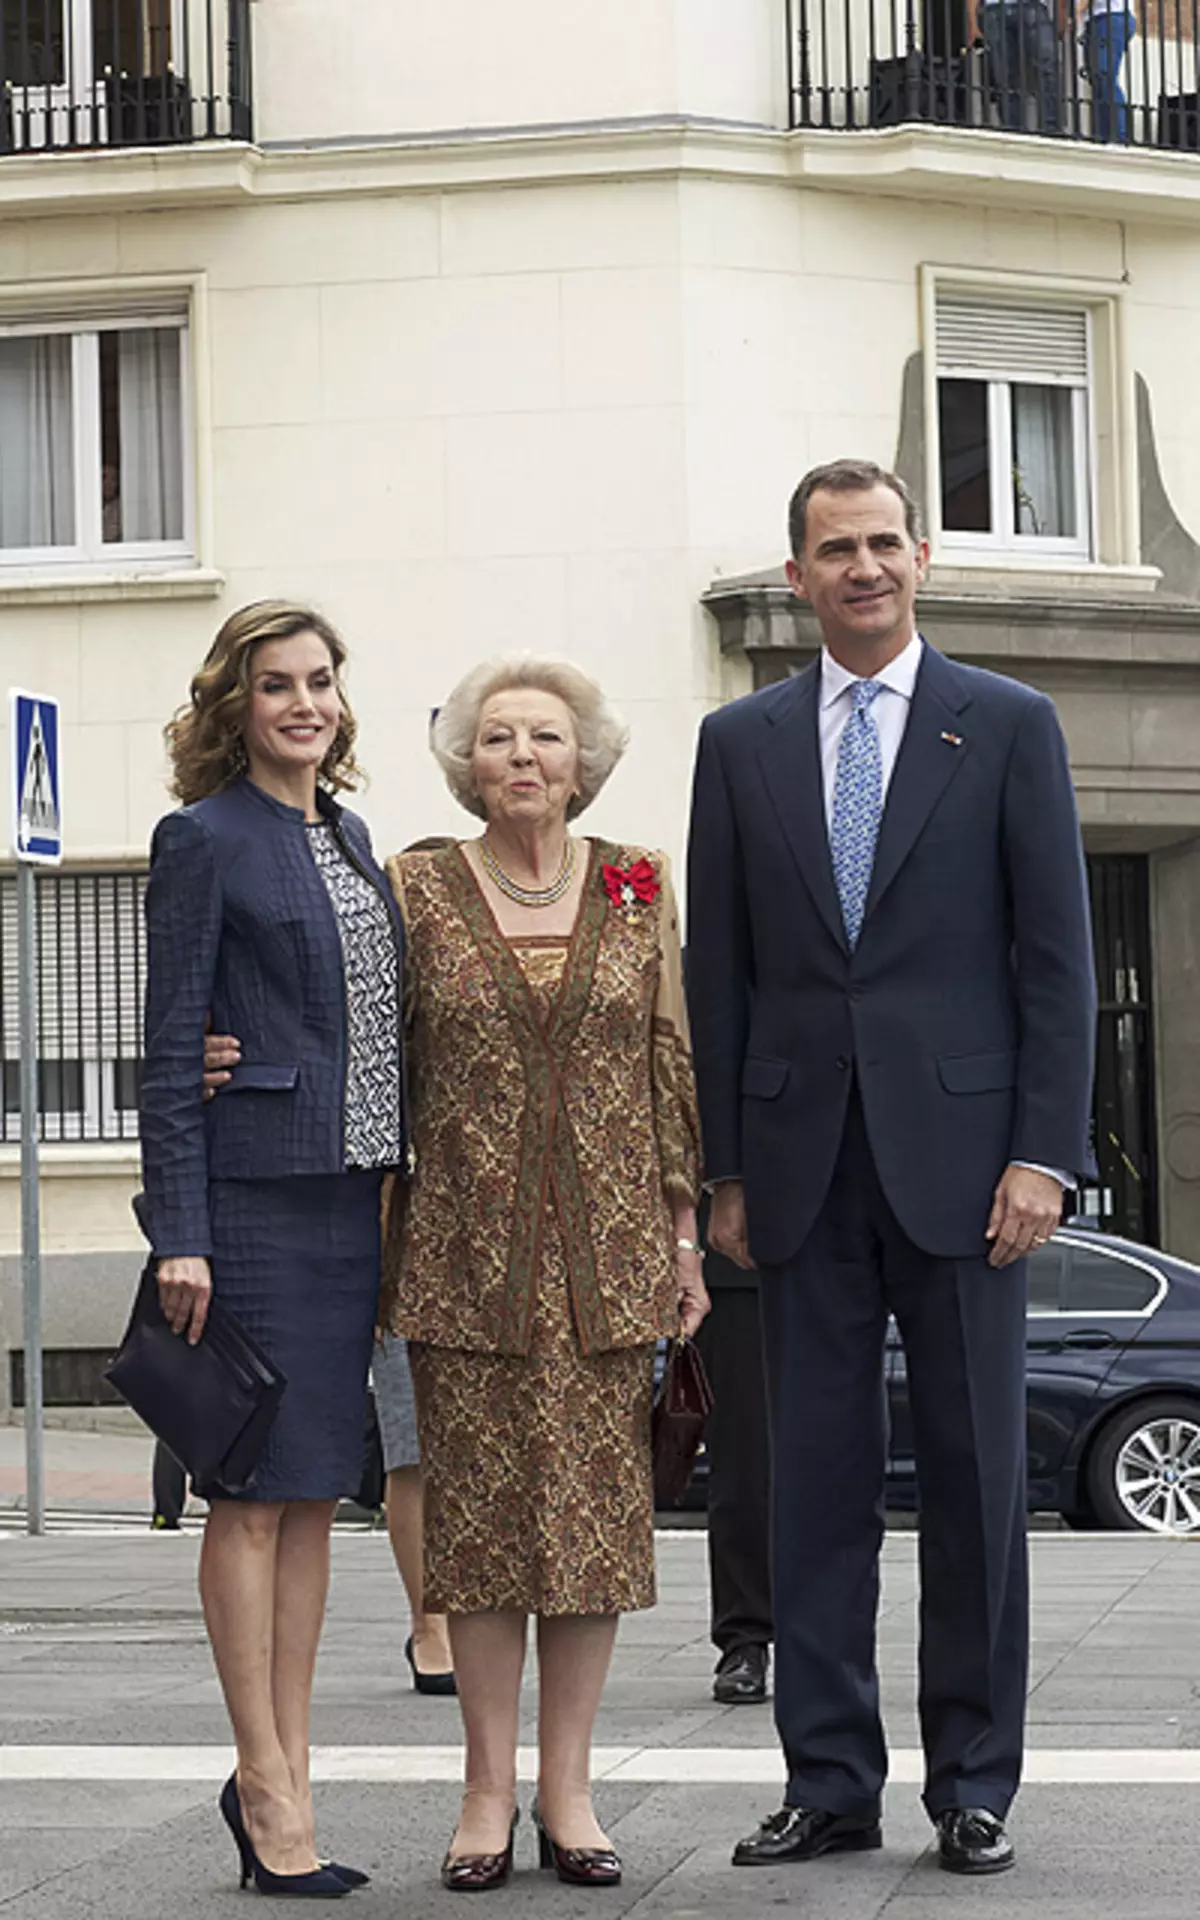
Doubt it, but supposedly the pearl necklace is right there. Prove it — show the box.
[479,835,578,908]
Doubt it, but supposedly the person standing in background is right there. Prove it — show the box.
[371,1327,456,1695]
[150,1440,187,1531]
[970,0,1064,133]
[693,1213,772,1706]
[1079,0,1136,141]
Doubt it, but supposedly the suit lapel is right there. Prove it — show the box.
[756,663,848,955]
[863,643,974,927]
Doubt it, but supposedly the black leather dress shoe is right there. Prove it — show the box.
[732,1805,882,1866]
[935,1809,1015,1875]
[713,1645,769,1705]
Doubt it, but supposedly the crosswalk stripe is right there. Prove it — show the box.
[0,1747,1196,1786]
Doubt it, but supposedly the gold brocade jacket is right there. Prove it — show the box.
[379,839,701,1357]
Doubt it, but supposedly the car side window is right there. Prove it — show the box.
[1064,1247,1160,1314]
[1027,1242,1065,1312]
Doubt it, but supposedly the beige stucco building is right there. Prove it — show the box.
[1,0,1198,1412]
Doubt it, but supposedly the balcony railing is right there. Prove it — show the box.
[787,0,1200,150]
[1,0,252,155]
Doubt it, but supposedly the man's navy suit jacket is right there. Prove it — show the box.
[138,777,406,1261]
[685,642,1097,1266]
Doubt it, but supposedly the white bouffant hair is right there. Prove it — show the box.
[431,654,629,820]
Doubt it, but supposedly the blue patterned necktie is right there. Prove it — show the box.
[830,678,884,950]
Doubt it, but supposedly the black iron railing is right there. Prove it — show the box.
[1,0,252,155]
[787,0,1200,149]
[0,869,146,1144]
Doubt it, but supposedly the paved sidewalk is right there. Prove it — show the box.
[1,1526,1199,1917]
[0,1424,166,1520]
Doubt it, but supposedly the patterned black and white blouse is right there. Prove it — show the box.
[306,821,403,1169]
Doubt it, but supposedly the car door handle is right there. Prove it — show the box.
[1060,1330,1117,1350]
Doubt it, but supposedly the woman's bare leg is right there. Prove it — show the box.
[385,1467,453,1673]
[446,1611,527,1856]
[199,1499,317,1875]
[271,1499,338,1849]
[535,1614,620,1849]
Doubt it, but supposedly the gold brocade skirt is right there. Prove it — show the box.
[408,1230,657,1617]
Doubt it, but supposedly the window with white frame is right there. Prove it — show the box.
[0,307,190,569]
[935,298,1092,561]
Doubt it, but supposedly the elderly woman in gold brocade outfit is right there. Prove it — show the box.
[380,656,708,1893]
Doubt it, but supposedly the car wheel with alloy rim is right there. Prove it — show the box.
[1087,1397,1200,1534]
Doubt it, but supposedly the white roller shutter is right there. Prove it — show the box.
[936,299,1088,383]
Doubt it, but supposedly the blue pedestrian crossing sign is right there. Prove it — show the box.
[10,690,62,866]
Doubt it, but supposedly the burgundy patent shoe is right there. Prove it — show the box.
[440,1812,518,1893]
[532,1803,622,1887]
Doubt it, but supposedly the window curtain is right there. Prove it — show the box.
[1012,383,1076,538]
[0,335,74,549]
[115,326,183,543]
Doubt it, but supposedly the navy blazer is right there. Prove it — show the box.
[685,643,1097,1265]
[138,778,407,1259]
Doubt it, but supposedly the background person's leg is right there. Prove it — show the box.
[1087,13,1133,140]
[1110,12,1135,140]
[694,1284,772,1683]
[151,1442,186,1529]
[385,1466,453,1676]
[982,5,1022,130]
[1025,0,1061,132]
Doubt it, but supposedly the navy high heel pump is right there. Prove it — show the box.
[218,1775,355,1897]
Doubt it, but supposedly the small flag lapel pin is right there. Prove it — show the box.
[940,730,964,748]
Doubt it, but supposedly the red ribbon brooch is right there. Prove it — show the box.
[602,858,660,908]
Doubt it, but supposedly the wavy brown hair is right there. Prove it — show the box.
[166,601,364,805]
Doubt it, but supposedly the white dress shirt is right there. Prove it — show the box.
[818,633,1068,1197]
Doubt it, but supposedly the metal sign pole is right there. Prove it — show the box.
[17,858,44,1536]
[10,689,61,1538]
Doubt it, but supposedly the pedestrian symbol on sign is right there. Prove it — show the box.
[18,705,57,852]
[10,690,63,867]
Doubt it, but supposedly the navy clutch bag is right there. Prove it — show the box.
[105,1261,286,1496]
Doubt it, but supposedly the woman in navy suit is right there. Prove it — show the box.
[139,601,408,1898]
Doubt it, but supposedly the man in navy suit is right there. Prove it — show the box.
[685,460,1095,1876]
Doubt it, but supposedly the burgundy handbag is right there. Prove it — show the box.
[651,1333,714,1507]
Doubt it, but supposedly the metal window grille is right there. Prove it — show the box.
[0,868,146,1143]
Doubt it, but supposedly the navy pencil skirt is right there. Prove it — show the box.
[197,1171,383,1504]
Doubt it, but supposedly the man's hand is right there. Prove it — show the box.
[157,1255,213,1345]
[708,1179,754,1270]
[202,1029,241,1100]
[985,1165,1063,1269]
